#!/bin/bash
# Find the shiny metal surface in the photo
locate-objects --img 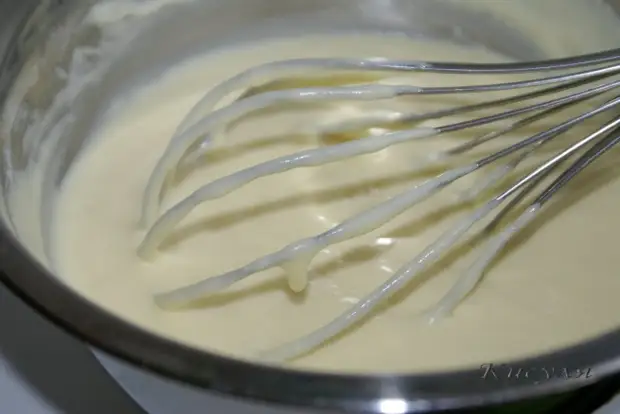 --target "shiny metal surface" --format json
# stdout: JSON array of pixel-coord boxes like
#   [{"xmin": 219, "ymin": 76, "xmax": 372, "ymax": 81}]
[{"xmin": 2, "ymin": 1, "xmax": 620, "ymax": 413}]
